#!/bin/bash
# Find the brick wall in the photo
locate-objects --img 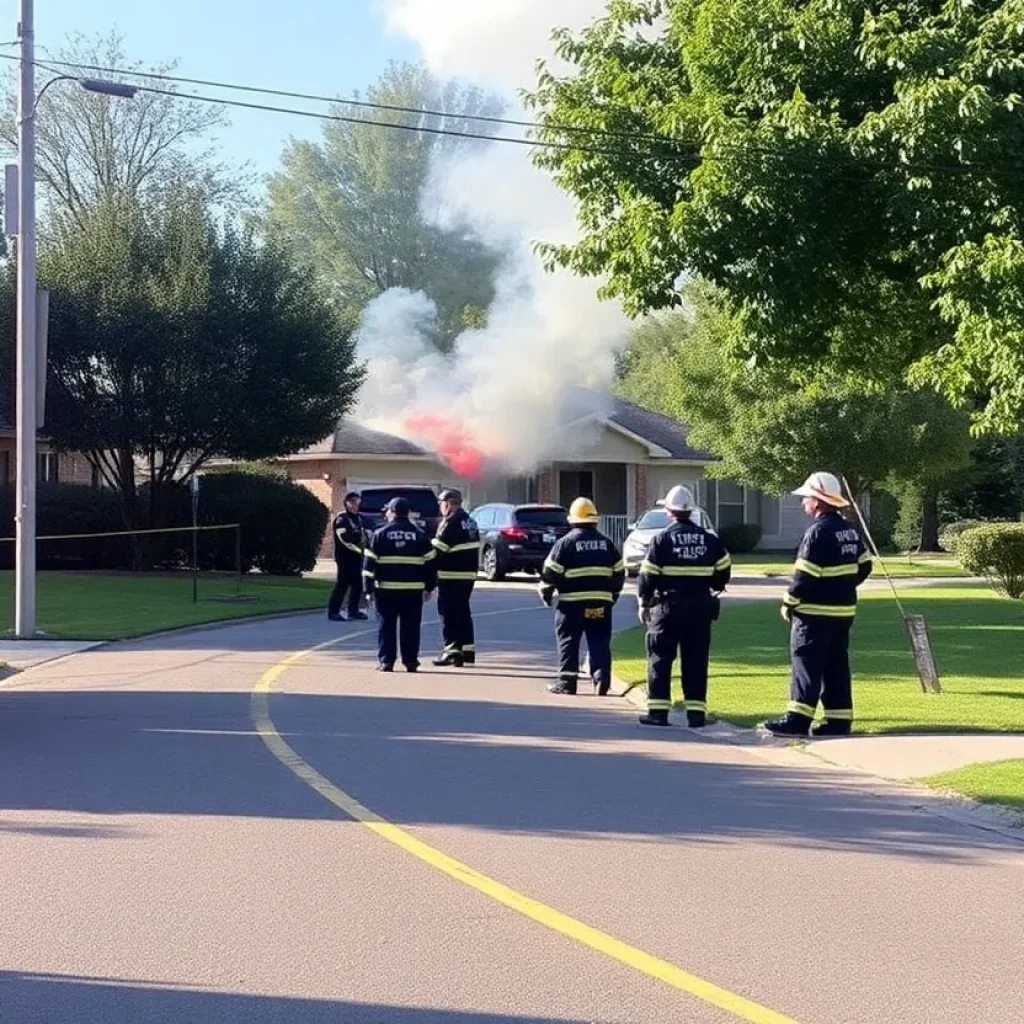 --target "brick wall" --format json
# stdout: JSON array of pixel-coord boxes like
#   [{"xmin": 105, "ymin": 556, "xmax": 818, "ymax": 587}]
[
  {"xmin": 633, "ymin": 463, "xmax": 648, "ymax": 516},
  {"xmin": 537, "ymin": 466, "xmax": 554, "ymax": 504}
]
